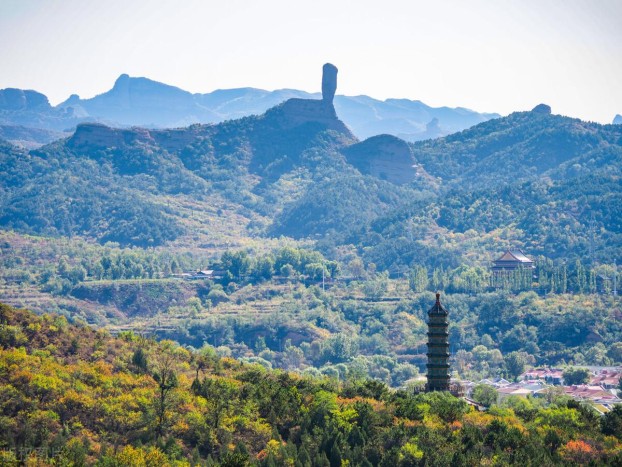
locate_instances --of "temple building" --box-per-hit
[491,249,535,273]
[426,293,450,392]
[491,249,536,289]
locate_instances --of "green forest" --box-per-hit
[1,95,622,465]
[1,231,621,388]
[2,303,622,466]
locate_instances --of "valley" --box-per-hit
[1,94,621,386]
[3,0,622,462]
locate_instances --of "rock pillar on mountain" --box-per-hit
[322,63,338,104]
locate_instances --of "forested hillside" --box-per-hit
[2,1,621,464]
[351,108,622,270]
[1,97,621,400]
[2,303,622,466]
[1,96,422,248]
[1,230,621,387]
[2,102,620,272]
[411,108,622,187]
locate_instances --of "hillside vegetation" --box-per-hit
[2,231,621,387]
[1,100,621,383]
[1,95,622,464]
[1,105,620,269]
[355,110,622,269]
[1,303,622,466]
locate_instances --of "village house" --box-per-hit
[171,269,225,280]
[589,369,622,390]
[521,368,564,385]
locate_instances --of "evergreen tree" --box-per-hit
[329,444,342,467]
[131,347,148,373]
[297,446,312,467]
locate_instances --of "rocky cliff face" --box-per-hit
[532,103,552,114]
[262,63,352,137]
[265,98,352,136]
[342,134,418,184]
[68,123,204,152]
[322,63,338,104]
[68,123,155,150]
[0,89,51,111]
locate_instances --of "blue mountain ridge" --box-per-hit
[1,74,499,144]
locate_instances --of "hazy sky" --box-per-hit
[1,0,621,123]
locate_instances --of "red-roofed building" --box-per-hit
[590,370,622,390]
[562,385,618,402]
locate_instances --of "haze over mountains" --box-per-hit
[0,73,500,147]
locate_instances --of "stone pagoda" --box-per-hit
[426,293,450,392]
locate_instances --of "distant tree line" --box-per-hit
[218,247,340,285]
[408,257,618,295]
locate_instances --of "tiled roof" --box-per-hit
[428,293,448,316]
[495,249,533,263]
[521,368,563,380]
[563,385,615,400]
[590,371,622,387]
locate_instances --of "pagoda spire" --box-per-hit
[426,292,450,391]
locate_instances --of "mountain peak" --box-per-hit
[0,88,51,111]
[0,68,499,142]
[113,73,131,88]
[531,103,551,114]
[260,63,353,137]
[613,114,622,125]
[342,134,417,184]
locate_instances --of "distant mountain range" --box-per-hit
[0,74,499,146]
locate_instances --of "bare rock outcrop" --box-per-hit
[267,98,352,136]
[531,103,551,114]
[342,134,417,185]
[262,63,353,138]
[322,63,338,104]
[68,122,204,152]
[0,88,51,111]
[68,123,155,150]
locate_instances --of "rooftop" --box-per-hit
[428,292,448,316]
[495,249,534,263]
